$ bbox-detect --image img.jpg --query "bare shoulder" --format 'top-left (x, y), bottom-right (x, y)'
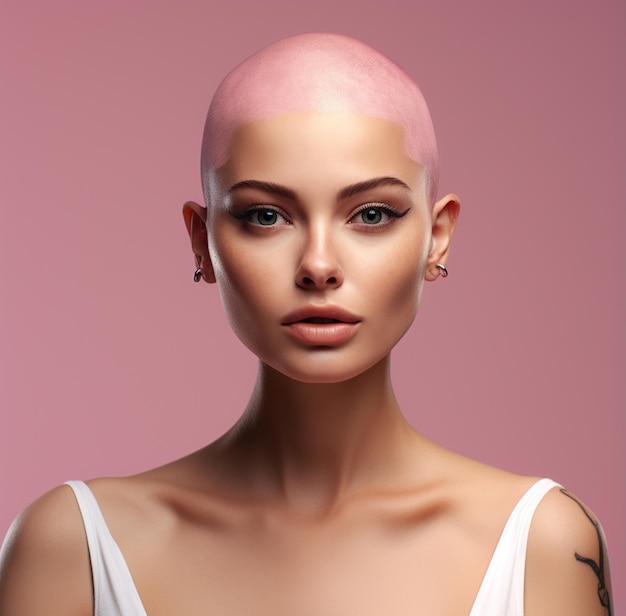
top-left (525, 487), bottom-right (613, 616)
top-left (0, 484), bottom-right (92, 616)
top-left (425, 442), bottom-right (542, 514)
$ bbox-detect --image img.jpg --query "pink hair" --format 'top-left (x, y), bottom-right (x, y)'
top-left (201, 33), bottom-right (438, 206)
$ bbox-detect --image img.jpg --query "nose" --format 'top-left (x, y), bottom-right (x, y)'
top-left (295, 226), bottom-right (344, 290)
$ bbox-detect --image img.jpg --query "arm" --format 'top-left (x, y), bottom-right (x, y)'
top-left (525, 487), bottom-right (613, 616)
top-left (0, 485), bottom-right (93, 616)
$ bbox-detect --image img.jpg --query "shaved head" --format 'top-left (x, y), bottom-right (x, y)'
top-left (201, 33), bottom-right (438, 205)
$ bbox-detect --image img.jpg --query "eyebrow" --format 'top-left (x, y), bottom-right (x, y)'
top-left (226, 180), bottom-right (297, 200)
top-left (226, 176), bottom-right (411, 201)
top-left (337, 176), bottom-right (411, 200)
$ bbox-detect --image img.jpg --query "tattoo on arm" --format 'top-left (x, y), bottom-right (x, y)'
top-left (559, 489), bottom-right (612, 616)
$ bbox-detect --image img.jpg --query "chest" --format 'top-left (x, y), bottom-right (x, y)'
top-left (124, 518), bottom-right (495, 616)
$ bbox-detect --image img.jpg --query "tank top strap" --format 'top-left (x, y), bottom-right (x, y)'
top-left (65, 480), bottom-right (147, 616)
top-left (469, 478), bottom-right (561, 616)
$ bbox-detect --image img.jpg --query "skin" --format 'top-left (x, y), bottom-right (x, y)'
top-left (202, 113), bottom-right (436, 385)
top-left (0, 34), bottom-right (613, 616)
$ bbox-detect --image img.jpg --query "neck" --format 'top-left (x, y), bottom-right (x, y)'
top-left (221, 356), bottom-right (419, 513)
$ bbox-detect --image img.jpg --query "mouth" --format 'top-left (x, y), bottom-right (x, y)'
top-left (281, 306), bottom-right (361, 346)
top-left (282, 305), bottom-right (361, 326)
top-left (300, 317), bottom-right (342, 324)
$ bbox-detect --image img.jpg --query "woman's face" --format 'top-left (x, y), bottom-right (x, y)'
top-left (205, 112), bottom-right (435, 383)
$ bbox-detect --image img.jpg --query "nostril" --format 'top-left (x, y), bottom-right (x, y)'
top-left (296, 270), bottom-right (343, 289)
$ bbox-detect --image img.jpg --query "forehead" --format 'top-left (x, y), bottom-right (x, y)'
top-left (215, 112), bottom-right (422, 193)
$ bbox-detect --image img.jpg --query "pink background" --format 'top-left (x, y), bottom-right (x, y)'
top-left (1, 0), bottom-right (624, 605)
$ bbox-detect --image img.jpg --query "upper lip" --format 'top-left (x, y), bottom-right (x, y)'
top-left (281, 305), bottom-right (361, 325)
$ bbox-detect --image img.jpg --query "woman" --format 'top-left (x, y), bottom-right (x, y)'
top-left (0, 33), bottom-right (613, 615)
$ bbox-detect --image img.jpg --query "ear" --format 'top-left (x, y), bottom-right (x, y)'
top-left (425, 193), bottom-right (460, 281)
top-left (182, 201), bottom-right (216, 283)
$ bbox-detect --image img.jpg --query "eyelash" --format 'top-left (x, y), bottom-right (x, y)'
top-left (230, 203), bottom-right (410, 228)
top-left (230, 206), bottom-right (291, 226)
top-left (349, 203), bottom-right (410, 227)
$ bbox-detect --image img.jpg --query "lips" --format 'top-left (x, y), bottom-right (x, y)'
top-left (282, 306), bottom-right (361, 346)
top-left (282, 306), bottom-right (361, 325)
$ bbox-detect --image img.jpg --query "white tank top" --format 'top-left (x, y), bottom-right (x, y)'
top-left (66, 477), bottom-right (560, 616)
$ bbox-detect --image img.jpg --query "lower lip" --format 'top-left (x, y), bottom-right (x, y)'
top-left (283, 322), bottom-right (360, 346)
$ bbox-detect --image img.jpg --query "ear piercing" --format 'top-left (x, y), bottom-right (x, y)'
top-left (197, 264), bottom-right (447, 281)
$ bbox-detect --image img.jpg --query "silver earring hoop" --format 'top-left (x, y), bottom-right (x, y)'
top-left (436, 263), bottom-right (449, 278)
top-left (193, 268), bottom-right (203, 283)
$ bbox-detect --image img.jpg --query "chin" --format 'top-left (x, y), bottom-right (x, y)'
top-left (267, 352), bottom-right (388, 385)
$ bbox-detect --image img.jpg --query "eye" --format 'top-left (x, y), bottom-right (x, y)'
top-left (239, 207), bottom-right (290, 226)
top-left (349, 203), bottom-right (409, 227)
top-left (357, 207), bottom-right (389, 225)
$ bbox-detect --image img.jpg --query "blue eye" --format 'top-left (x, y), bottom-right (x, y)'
top-left (350, 203), bottom-right (411, 227)
top-left (348, 204), bottom-right (411, 229)
top-left (251, 209), bottom-right (280, 225)
top-left (358, 208), bottom-right (388, 225)
top-left (242, 207), bottom-right (289, 226)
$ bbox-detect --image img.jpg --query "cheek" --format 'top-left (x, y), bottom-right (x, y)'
top-left (216, 241), bottom-right (289, 307)
top-left (357, 231), bottom-right (428, 330)
top-left (378, 255), bottom-right (425, 318)
top-left (209, 231), bottom-right (283, 346)
top-left (363, 225), bottom-right (427, 283)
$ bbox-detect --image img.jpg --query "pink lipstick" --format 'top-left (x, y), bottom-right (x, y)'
top-left (282, 306), bottom-right (361, 346)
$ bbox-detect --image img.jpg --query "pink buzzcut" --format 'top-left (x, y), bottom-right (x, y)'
top-left (201, 33), bottom-right (439, 206)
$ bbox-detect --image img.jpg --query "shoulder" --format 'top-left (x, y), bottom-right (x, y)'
top-left (428, 446), bottom-right (542, 522)
top-left (0, 484), bottom-right (92, 615)
top-left (525, 486), bottom-right (613, 616)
